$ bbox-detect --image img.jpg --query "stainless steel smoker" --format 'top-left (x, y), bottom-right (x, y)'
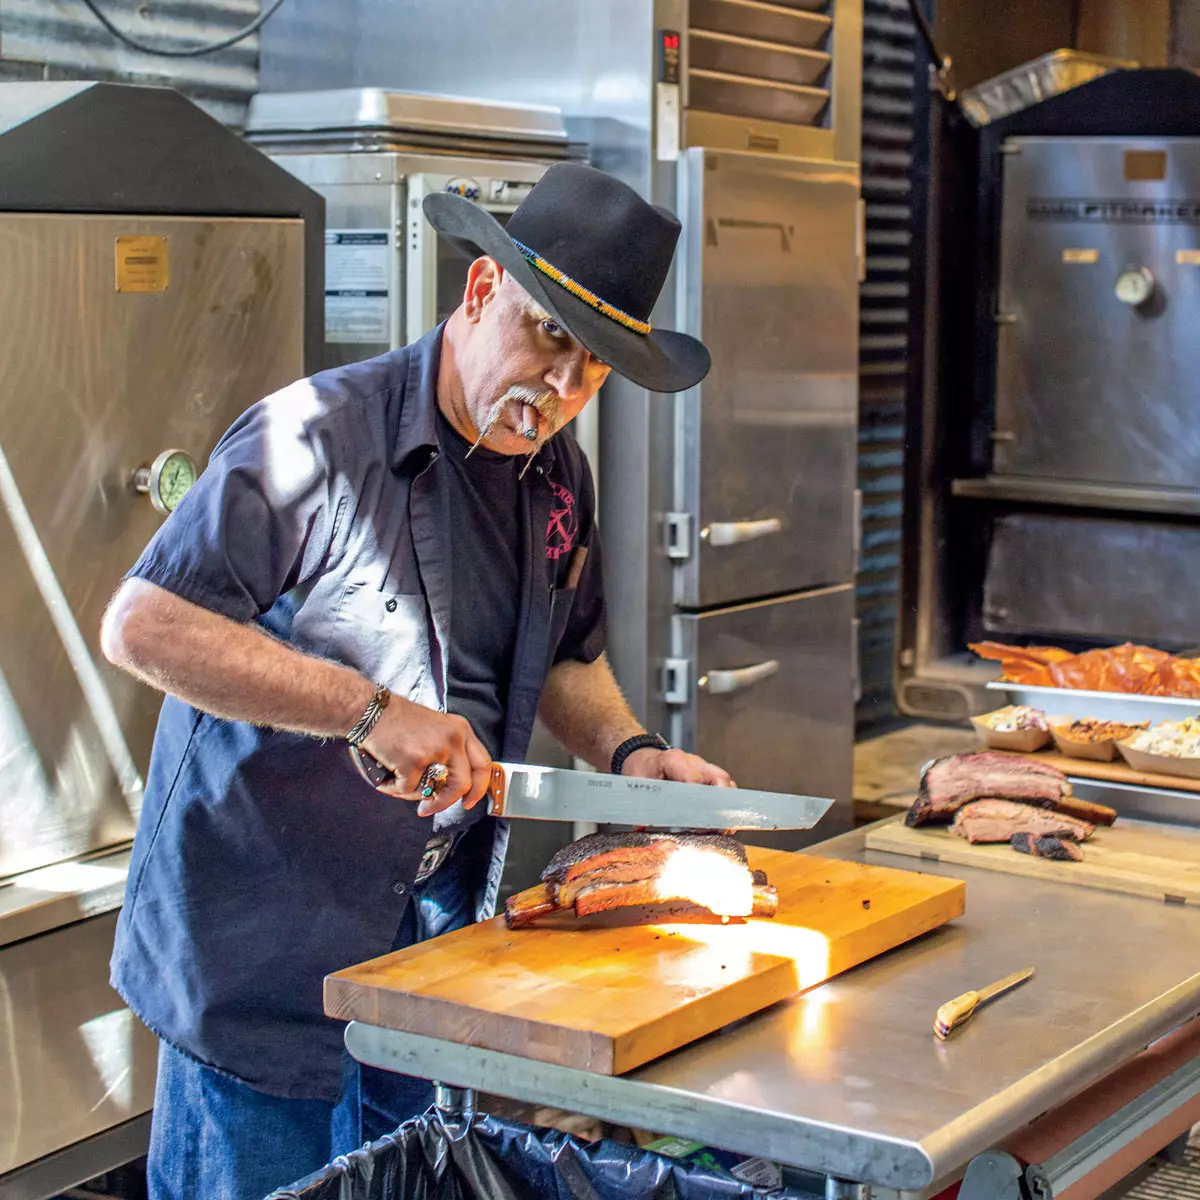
top-left (896, 68), bottom-right (1200, 722)
top-left (259, 0), bottom-right (866, 842)
top-left (0, 82), bottom-right (321, 1196)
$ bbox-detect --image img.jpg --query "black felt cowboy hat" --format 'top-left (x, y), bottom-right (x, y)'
top-left (422, 161), bottom-right (710, 393)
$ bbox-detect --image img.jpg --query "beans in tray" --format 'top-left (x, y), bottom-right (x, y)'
top-left (1055, 718), bottom-right (1148, 743)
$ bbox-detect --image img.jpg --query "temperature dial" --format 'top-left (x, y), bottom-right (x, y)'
top-left (134, 449), bottom-right (198, 515)
top-left (1115, 267), bottom-right (1155, 307)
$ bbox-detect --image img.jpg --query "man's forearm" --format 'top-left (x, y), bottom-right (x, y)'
top-left (537, 655), bottom-right (645, 770)
top-left (101, 578), bottom-right (373, 739)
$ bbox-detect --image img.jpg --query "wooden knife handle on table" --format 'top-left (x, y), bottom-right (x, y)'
top-left (934, 991), bottom-right (981, 1038)
top-left (935, 966), bottom-right (1035, 1039)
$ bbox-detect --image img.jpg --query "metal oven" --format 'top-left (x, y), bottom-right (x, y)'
top-left (246, 89), bottom-right (577, 367)
top-left (896, 69), bottom-right (1200, 721)
top-left (0, 81), bottom-right (321, 1194)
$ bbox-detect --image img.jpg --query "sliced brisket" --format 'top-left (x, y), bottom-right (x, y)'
top-left (950, 799), bottom-right (1093, 845)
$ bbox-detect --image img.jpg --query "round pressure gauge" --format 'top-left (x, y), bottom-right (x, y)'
top-left (1115, 267), bottom-right (1155, 307)
top-left (134, 449), bottom-right (198, 515)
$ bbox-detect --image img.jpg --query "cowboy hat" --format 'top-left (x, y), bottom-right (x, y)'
top-left (422, 161), bottom-right (710, 393)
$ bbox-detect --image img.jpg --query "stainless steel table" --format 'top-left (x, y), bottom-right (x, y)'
top-left (345, 825), bottom-right (1200, 1196)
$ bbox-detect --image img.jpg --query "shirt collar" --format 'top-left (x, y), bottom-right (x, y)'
top-left (394, 322), bottom-right (557, 471)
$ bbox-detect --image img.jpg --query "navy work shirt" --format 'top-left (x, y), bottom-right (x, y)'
top-left (110, 325), bottom-right (606, 1101)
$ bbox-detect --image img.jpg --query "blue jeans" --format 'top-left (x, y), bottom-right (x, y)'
top-left (146, 847), bottom-right (474, 1200)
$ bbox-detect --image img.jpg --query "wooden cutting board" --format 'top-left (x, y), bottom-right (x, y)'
top-left (866, 816), bottom-right (1200, 906)
top-left (325, 847), bottom-right (965, 1074)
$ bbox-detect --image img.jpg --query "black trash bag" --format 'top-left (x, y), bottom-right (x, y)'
top-left (267, 1108), bottom-right (804, 1200)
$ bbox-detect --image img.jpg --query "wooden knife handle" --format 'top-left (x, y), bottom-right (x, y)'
top-left (487, 763), bottom-right (507, 816)
top-left (352, 746), bottom-right (507, 814)
top-left (934, 990), bottom-right (980, 1039)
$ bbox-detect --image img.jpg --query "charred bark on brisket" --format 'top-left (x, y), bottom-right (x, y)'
top-left (1011, 832), bottom-right (1085, 862)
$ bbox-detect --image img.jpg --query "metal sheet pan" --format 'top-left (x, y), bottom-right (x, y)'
top-left (987, 681), bottom-right (1200, 724)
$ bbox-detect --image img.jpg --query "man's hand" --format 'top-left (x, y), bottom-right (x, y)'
top-left (362, 698), bottom-right (493, 816)
top-left (620, 746), bottom-right (735, 788)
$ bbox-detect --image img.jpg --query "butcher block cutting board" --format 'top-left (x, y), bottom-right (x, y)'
top-left (1007, 749), bottom-right (1200, 796)
top-left (866, 816), bottom-right (1200, 906)
top-left (325, 847), bottom-right (965, 1074)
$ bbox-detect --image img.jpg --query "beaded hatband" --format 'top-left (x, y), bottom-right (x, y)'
top-left (511, 238), bottom-right (652, 335)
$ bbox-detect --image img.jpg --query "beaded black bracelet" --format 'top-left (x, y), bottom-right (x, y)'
top-left (610, 732), bottom-right (670, 776)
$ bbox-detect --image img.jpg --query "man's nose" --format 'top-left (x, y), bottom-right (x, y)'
top-left (544, 349), bottom-right (593, 404)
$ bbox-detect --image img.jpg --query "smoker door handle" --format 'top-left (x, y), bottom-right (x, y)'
top-left (699, 659), bottom-right (780, 695)
top-left (701, 518), bottom-right (783, 547)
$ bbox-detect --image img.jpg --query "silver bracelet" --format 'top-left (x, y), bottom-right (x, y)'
top-left (347, 684), bottom-right (390, 747)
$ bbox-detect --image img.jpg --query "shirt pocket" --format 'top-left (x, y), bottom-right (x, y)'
top-left (326, 581), bottom-right (433, 699)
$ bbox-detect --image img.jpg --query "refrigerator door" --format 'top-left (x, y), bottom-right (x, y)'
top-left (671, 584), bottom-right (855, 850)
top-left (674, 149), bottom-right (860, 610)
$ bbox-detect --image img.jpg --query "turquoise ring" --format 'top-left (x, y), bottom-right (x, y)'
top-left (419, 762), bottom-right (450, 799)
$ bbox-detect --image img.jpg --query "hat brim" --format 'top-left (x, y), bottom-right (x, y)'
top-left (422, 191), bottom-right (711, 394)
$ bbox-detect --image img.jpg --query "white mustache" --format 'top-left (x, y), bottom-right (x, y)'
top-left (468, 385), bottom-right (562, 477)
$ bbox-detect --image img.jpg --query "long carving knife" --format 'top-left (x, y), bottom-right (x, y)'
top-left (349, 747), bottom-right (835, 832)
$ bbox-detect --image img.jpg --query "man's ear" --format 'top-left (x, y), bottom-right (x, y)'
top-left (462, 257), bottom-right (504, 323)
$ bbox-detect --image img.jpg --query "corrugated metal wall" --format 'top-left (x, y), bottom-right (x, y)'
top-left (856, 0), bottom-right (919, 726)
top-left (0, 0), bottom-right (260, 126)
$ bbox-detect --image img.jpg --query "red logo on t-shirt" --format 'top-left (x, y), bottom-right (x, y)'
top-left (545, 481), bottom-right (578, 560)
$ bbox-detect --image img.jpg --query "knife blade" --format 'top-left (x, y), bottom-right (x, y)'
top-left (934, 966), bottom-right (1035, 1039)
top-left (349, 747), bottom-right (835, 831)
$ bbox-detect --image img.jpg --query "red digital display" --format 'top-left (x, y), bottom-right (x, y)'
top-left (658, 28), bottom-right (681, 84)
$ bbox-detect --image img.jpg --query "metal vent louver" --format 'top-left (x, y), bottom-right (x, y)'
top-left (856, 0), bottom-right (919, 725)
top-left (686, 0), bottom-right (834, 128)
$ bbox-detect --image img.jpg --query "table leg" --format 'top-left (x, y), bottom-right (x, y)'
top-left (824, 1179), bottom-right (872, 1199)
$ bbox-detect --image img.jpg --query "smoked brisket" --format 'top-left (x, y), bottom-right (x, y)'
top-left (907, 753), bottom-right (1068, 826)
top-left (505, 831), bottom-right (777, 929)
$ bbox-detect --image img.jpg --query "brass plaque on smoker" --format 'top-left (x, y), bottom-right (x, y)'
top-left (115, 235), bottom-right (169, 292)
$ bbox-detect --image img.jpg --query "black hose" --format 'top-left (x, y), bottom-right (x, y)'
top-left (78, 0), bottom-right (287, 57)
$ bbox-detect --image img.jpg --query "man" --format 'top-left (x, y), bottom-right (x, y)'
top-left (100, 162), bottom-right (729, 1198)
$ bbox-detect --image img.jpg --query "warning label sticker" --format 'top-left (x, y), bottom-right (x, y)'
top-left (325, 230), bottom-right (390, 343)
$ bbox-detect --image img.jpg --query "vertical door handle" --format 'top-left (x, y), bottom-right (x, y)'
top-left (857, 196), bottom-right (867, 284)
top-left (698, 659), bottom-right (780, 694)
top-left (701, 518), bottom-right (783, 547)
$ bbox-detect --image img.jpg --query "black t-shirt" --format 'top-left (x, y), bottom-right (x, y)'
top-left (435, 412), bottom-right (521, 830)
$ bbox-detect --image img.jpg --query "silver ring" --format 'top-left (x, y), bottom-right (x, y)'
top-left (419, 762), bottom-right (450, 799)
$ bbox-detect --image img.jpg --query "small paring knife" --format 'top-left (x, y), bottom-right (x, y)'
top-left (934, 967), bottom-right (1035, 1039)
